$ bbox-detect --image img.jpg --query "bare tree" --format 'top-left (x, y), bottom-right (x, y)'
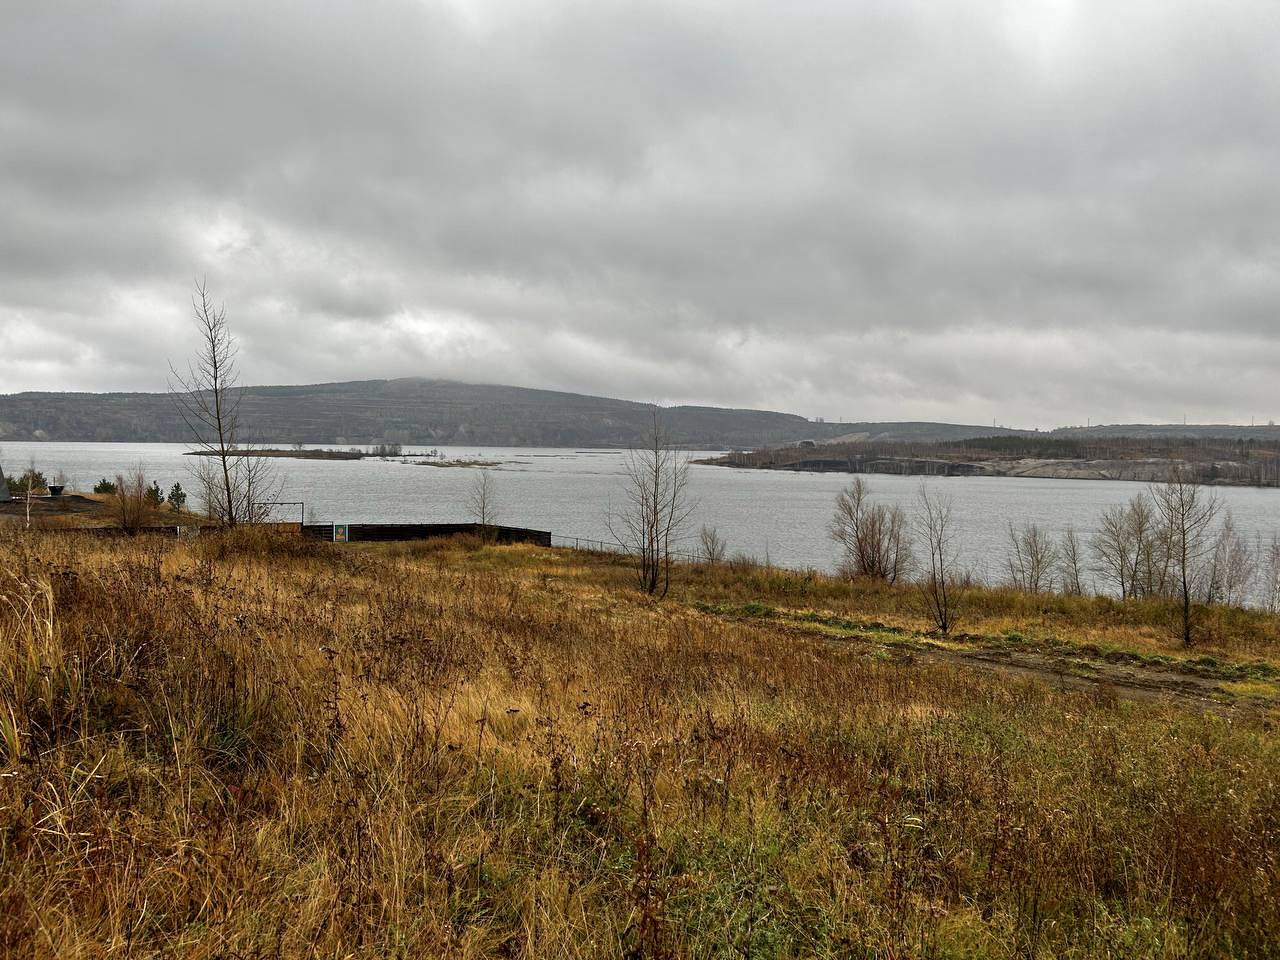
top-left (829, 477), bottom-right (913, 583)
top-left (466, 469), bottom-right (499, 527)
top-left (1262, 535), bottom-right (1280, 613)
top-left (168, 279), bottom-right (278, 526)
top-left (1132, 495), bottom-right (1173, 598)
top-left (1203, 511), bottom-right (1253, 607)
top-left (1092, 502), bottom-right (1136, 599)
top-left (1058, 524), bottom-right (1087, 596)
top-left (1092, 494), bottom-right (1170, 600)
top-left (698, 524), bottom-right (727, 564)
top-left (607, 412), bottom-right (695, 597)
top-left (1151, 470), bottom-right (1221, 647)
top-left (1005, 521), bottom-right (1059, 594)
top-left (915, 483), bottom-right (960, 633)
top-left (23, 458), bottom-right (37, 530)
top-left (111, 465), bottom-right (154, 533)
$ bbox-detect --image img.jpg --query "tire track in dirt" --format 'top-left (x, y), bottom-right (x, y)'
top-left (698, 605), bottom-right (1279, 714)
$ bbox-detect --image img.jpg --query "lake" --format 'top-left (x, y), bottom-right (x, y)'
top-left (4, 441), bottom-right (1280, 589)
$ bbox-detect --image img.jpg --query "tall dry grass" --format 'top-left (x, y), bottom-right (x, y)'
top-left (0, 528), bottom-right (1276, 957)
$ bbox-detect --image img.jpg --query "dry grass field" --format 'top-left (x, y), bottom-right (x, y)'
top-left (1, 529), bottom-right (1277, 958)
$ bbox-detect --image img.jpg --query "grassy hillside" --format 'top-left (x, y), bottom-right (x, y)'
top-left (1, 530), bottom-right (1277, 957)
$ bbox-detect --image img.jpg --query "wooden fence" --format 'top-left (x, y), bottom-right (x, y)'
top-left (299, 523), bottom-right (552, 546)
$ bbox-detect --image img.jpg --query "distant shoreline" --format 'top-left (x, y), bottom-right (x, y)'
top-left (695, 454), bottom-right (1280, 488)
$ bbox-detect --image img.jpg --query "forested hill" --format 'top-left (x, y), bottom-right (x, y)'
top-left (0, 378), bottom-right (1023, 448)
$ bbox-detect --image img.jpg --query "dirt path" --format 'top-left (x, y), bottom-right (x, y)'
top-left (696, 604), bottom-right (1280, 714)
top-left (877, 636), bottom-right (1236, 708)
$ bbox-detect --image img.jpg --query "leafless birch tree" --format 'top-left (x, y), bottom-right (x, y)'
top-left (467, 469), bottom-right (499, 527)
top-left (915, 483), bottom-right (960, 633)
top-left (1057, 524), bottom-right (1087, 596)
top-left (1203, 512), bottom-right (1253, 606)
top-left (1133, 496), bottom-right (1174, 598)
top-left (1005, 521), bottom-right (1059, 594)
top-left (22, 458), bottom-right (36, 530)
top-left (829, 477), bottom-right (913, 583)
top-left (1262, 536), bottom-right (1280, 613)
top-left (1092, 494), bottom-right (1171, 600)
top-left (168, 280), bottom-right (277, 525)
top-left (1092, 502), bottom-right (1136, 599)
top-left (1151, 470), bottom-right (1221, 647)
top-left (698, 524), bottom-right (727, 564)
top-left (608, 412), bottom-right (694, 597)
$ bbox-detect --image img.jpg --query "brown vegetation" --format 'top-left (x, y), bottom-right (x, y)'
top-left (108, 465), bottom-right (155, 533)
top-left (1, 528), bottom-right (1276, 957)
top-left (823, 477), bottom-right (1271, 648)
top-left (829, 477), bottom-right (912, 584)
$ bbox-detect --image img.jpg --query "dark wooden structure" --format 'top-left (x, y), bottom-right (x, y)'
top-left (41, 522), bottom-right (552, 546)
top-left (300, 523), bottom-right (552, 546)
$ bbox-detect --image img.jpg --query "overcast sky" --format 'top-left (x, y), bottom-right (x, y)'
top-left (1, 0), bottom-right (1277, 427)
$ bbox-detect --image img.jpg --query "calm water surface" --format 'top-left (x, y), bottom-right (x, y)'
top-left (4, 442), bottom-right (1280, 584)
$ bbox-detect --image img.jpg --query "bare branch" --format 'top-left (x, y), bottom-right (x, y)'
top-left (167, 279), bottom-right (274, 526)
top-left (914, 482), bottom-right (960, 633)
top-left (466, 469), bottom-right (499, 527)
top-left (607, 409), bottom-right (694, 597)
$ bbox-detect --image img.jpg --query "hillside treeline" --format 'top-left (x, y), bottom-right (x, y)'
top-left (719, 435), bottom-right (1280, 486)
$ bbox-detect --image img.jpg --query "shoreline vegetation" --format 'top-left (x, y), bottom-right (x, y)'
top-left (700, 433), bottom-right (1280, 488)
top-left (1, 527), bottom-right (1276, 956)
top-left (182, 442), bottom-right (419, 461)
top-left (180, 445), bottom-right (502, 468)
top-left (413, 458), bottom-right (504, 468)
top-left (183, 447), bottom-right (365, 460)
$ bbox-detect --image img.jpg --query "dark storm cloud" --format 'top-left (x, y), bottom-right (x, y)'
top-left (1, 0), bottom-right (1277, 426)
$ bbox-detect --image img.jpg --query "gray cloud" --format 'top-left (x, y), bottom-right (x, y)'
top-left (1, 0), bottom-right (1277, 427)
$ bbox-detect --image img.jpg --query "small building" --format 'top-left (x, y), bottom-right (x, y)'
top-left (0, 465), bottom-right (10, 502)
